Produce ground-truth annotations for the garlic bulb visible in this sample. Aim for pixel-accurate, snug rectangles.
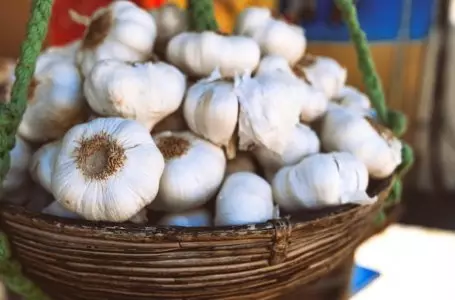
[215,172,274,226]
[2,136,32,196]
[235,7,306,65]
[272,152,372,211]
[18,60,87,144]
[51,118,165,222]
[225,152,258,176]
[42,201,81,219]
[255,123,320,180]
[29,140,62,193]
[0,58,16,103]
[321,106,402,179]
[84,59,186,130]
[150,3,187,53]
[77,0,157,77]
[333,86,370,111]
[184,70,239,158]
[294,55,347,99]
[151,131,226,213]
[237,70,304,155]
[158,208,212,227]
[166,31,261,78]
[35,40,81,74]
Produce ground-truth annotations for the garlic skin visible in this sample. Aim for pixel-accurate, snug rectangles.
[158,208,212,227]
[84,59,186,130]
[255,123,320,180]
[42,201,81,219]
[235,7,306,65]
[184,70,239,157]
[18,60,87,144]
[295,55,347,99]
[151,131,226,213]
[29,140,62,193]
[2,136,32,196]
[237,71,304,155]
[332,86,371,112]
[166,32,261,78]
[225,152,258,176]
[215,172,274,226]
[52,118,165,222]
[77,1,157,77]
[321,106,402,179]
[272,152,372,211]
[0,58,16,103]
[150,4,187,53]
[35,40,81,74]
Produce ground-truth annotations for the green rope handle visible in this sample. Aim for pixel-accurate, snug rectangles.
[188,0,219,32]
[0,0,53,299]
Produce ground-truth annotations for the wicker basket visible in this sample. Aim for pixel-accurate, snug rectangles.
[0,0,412,299]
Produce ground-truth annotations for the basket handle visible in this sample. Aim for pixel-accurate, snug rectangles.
[0,0,53,299]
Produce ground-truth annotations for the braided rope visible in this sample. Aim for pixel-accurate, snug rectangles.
[0,0,53,299]
[188,0,219,32]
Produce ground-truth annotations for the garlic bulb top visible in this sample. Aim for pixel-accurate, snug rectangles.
[2,136,32,194]
[150,3,188,52]
[183,70,239,158]
[294,55,347,99]
[321,106,402,179]
[151,131,226,213]
[29,140,62,193]
[77,0,157,77]
[272,152,372,211]
[158,208,212,227]
[84,59,186,130]
[237,70,304,155]
[215,172,274,226]
[52,118,165,222]
[166,32,261,78]
[18,60,88,144]
[235,7,306,65]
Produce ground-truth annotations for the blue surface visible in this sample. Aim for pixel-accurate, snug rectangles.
[280,0,436,42]
[351,264,380,295]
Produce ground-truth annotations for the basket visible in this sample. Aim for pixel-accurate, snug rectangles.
[0,1,413,299]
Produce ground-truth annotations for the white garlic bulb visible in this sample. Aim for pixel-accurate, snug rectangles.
[150,3,188,52]
[2,136,32,197]
[51,118,165,222]
[184,70,239,159]
[272,152,372,211]
[255,123,320,180]
[77,1,157,77]
[235,7,306,65]
[42,201,81,219]
[84,59,186,130]
[29,140,62,193]
[225,152,258,176]
[151,131,226,213]
[321,106,402,179]
[215,172,274,226]
[0,58,16,103]
[158,208,212,227]
[166,31,261,78]
[35,40,81,74]
[237,70,304,155]
[18,59,87,144]
[294,55,347,99]
[333,86,370,111]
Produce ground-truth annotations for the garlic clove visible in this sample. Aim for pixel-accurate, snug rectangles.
[84,59,186,131]
[151,131,226,213]
[158,208,212,227]
[51,117,165,222]
[29,140,62,193]
[225,151,258,177]
[2,136,32,196]
[77,1,157,77]
[215,172,274,226]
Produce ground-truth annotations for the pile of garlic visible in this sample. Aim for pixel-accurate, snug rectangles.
[0,3,402,228]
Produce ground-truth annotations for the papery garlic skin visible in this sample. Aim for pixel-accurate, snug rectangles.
[77,1,157,77]
[29,140,62,193]
[150,4,187,53]
[152,131,226,213]
[158,208,212,227]
[235,8,306,65]
[52,118,165,222]
[272,152,372,211]
[2,136,32,195]
[35,40,81,74]
[321,106,402,179]
[215,172,274,226]
[225,152,258,176]
[84,59,186,130]
[166,32,261,78]
[184,70,239,151]
[237,71,304,155]
[255,123,320,179]
[18,60,87,144]
[42,201,81,219]
[295,55,347,99]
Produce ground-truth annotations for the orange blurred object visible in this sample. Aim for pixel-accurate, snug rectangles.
[49,0,166,46]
